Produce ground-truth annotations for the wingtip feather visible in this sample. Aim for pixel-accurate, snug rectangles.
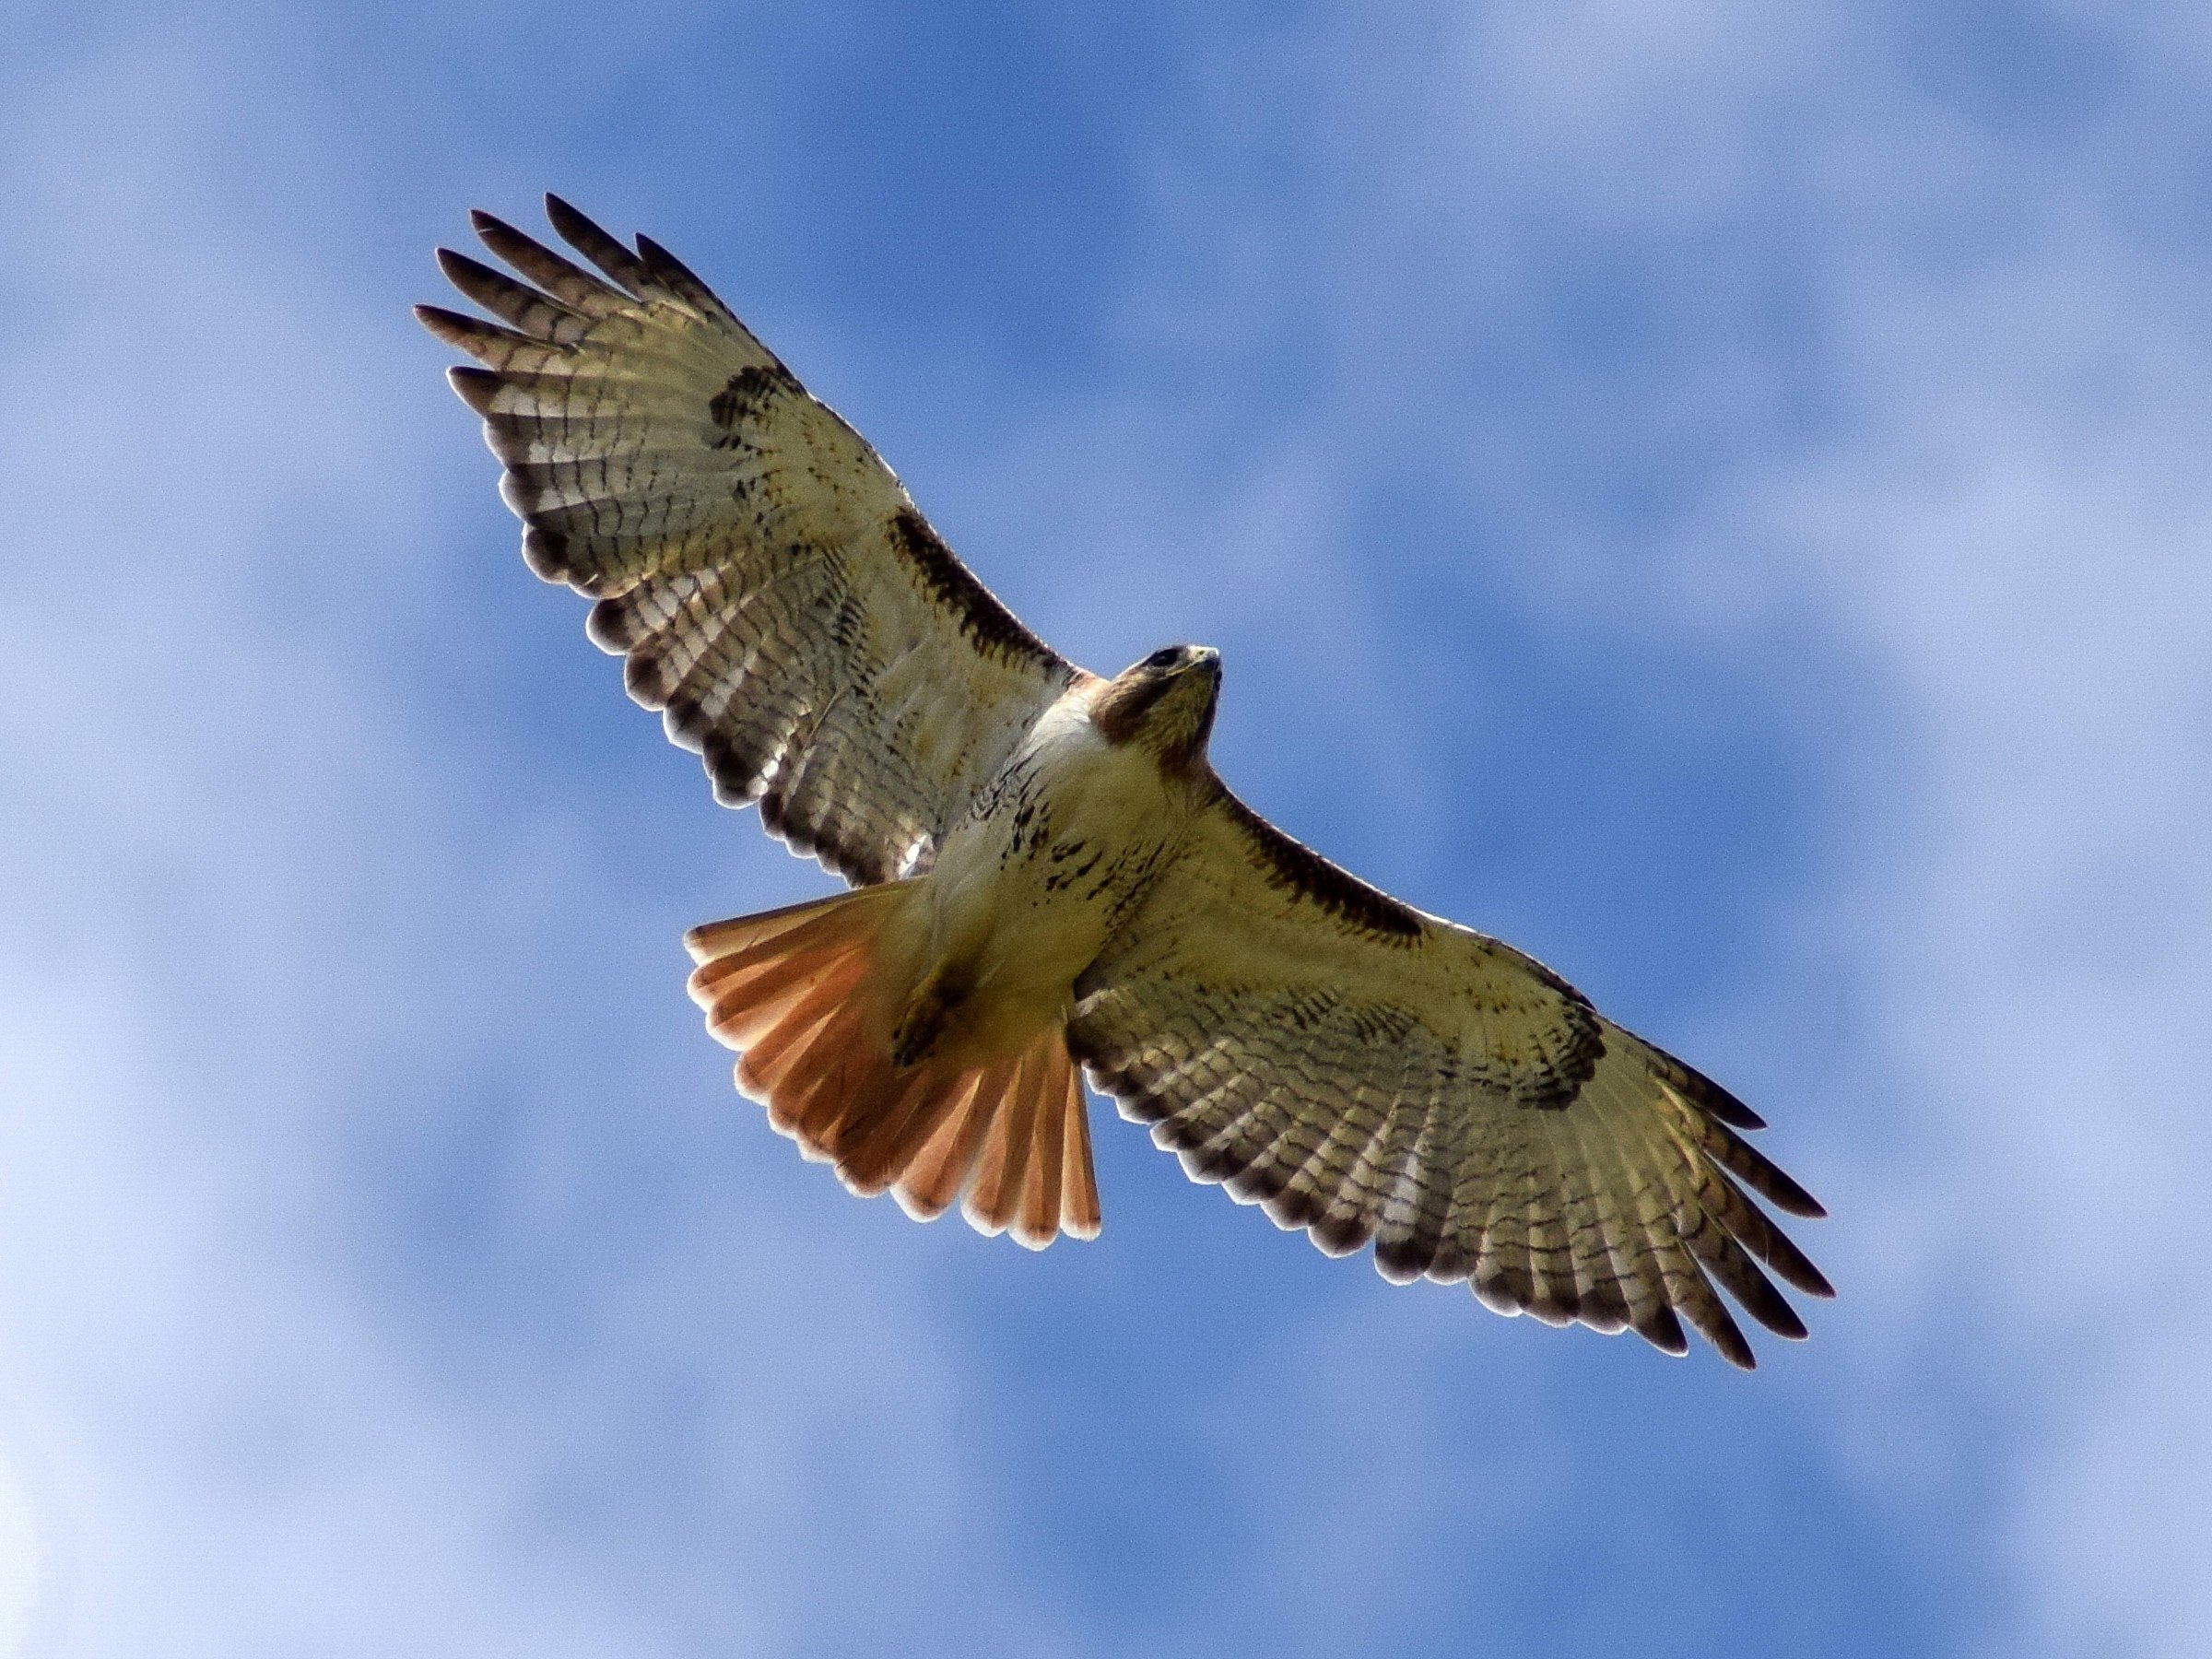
[1702,1306,1759,1370]
[544,193,651,293]
[433,244,486,286]
[445,365,500,414]
[636,231,726,309]
[1637,1305,1692,1357]
[413,300,472,343]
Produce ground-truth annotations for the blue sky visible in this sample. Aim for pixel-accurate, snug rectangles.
[4,2,2209,1654]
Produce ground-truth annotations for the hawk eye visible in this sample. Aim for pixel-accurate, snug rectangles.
[1144,647,1184,670]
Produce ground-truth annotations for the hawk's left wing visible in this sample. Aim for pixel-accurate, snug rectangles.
[418,198,1081,885]
[1068,784,1831,1368]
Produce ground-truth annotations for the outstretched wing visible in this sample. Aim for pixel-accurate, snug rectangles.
[418,197,1080,884]
[1068,785,1831,1368]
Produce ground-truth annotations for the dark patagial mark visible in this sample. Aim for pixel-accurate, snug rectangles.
[1216,793,1424,943]
[887,508,1064,669]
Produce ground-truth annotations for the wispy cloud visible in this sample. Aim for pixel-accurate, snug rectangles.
[0,21,1076,1656]
[1215,8,2212,1655]
[1026,5,2212,1653]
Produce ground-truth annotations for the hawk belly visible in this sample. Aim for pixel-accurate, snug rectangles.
[902,688,1192,1072]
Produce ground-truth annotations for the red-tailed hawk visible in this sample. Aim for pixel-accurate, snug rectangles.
[418,198,1830,1368]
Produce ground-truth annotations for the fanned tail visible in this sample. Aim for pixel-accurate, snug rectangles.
[685,888,1101,1247]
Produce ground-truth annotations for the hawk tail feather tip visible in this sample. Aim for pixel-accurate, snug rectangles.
[685,888,1100,1249]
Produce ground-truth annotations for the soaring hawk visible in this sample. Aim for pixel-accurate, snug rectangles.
[418,198,1830,1368]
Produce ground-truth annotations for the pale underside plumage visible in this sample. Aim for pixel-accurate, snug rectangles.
[420,197,1831,1368]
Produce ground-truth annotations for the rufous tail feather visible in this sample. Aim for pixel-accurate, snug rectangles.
[685,887,1101,1247]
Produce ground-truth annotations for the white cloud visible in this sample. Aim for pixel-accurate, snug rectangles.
[0,23,1073,1658]
[1420,12,2212,1653]
[1753,241,2212,1656]
[1095,5,2212,1653]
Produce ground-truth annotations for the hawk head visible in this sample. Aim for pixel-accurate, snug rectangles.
[1094,644,1221,774]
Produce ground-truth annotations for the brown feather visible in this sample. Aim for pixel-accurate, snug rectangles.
[834,1060,967,1193]
[893,1065,1006,1221]
[1058,1063,1102,1240]
[714,962,843,1058]
[1016,1045,1068,1249]
[831,1065,947,1194]
[729,961,870,1092]
[964,1046,1045,1241]
[785,1006,911,1165]
[423,204,1835,1361]
[468,209,628,314]
[541,194,655,297]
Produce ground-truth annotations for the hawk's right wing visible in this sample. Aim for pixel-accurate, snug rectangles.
[1069,783,1831,1368]
[418,197,1082,885]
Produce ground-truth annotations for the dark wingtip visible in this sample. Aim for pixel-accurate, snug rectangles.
[445,365,500,413]
[635,232,691,278]
[543,193,652,293]
[1697,1297,1758,1370]
[1657,1049,1767,1130]
[1373,1232,1444,1286]
[414,302,477,343]
[434,245,493,287]
[520,524,575,583]
[1759,1298,1810,1342]
[634,231,733,316]
[542,193,606,253]
[1639,1306,1691,1357]
[1305,1211,1372,1258]
[1765,1174,1827,1221]
[1703,1088,1766,1132]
